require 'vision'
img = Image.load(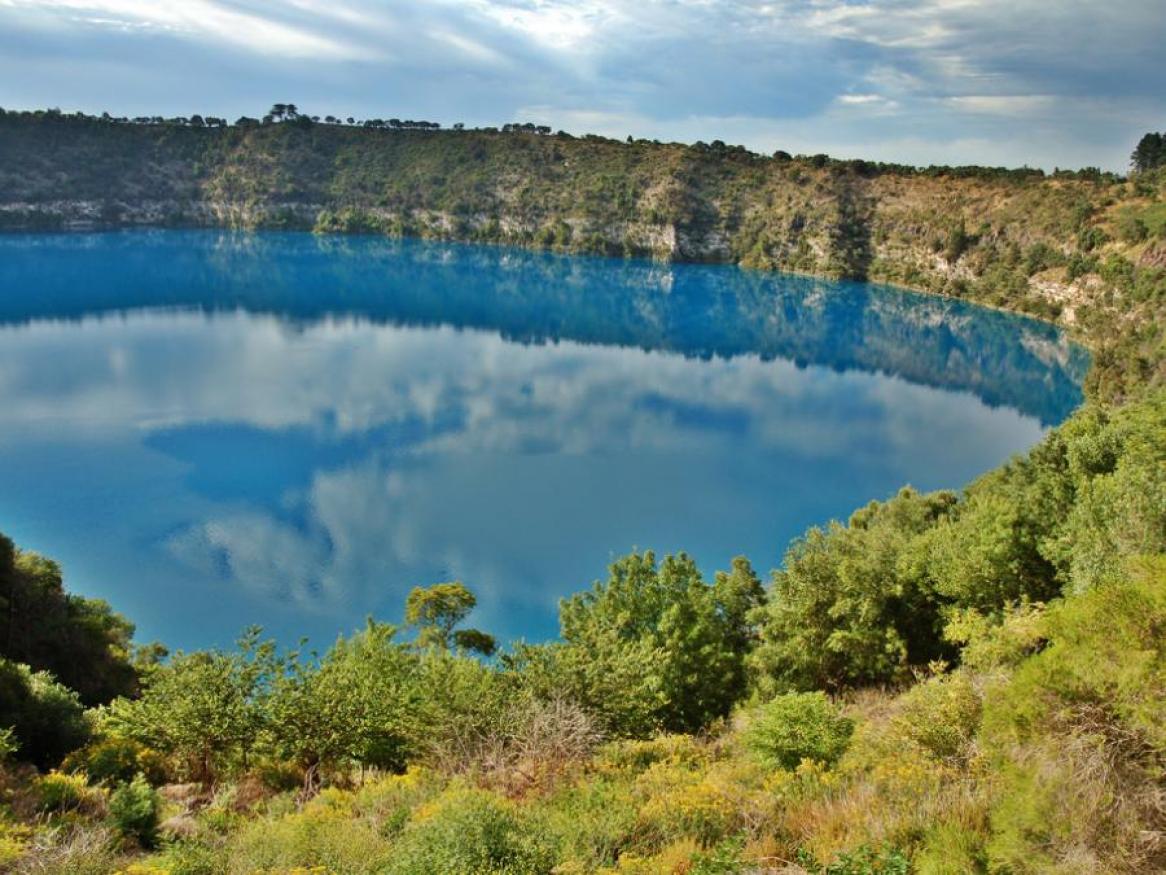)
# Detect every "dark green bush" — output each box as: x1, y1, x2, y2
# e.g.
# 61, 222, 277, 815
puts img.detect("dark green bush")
109, 773, 161, 847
